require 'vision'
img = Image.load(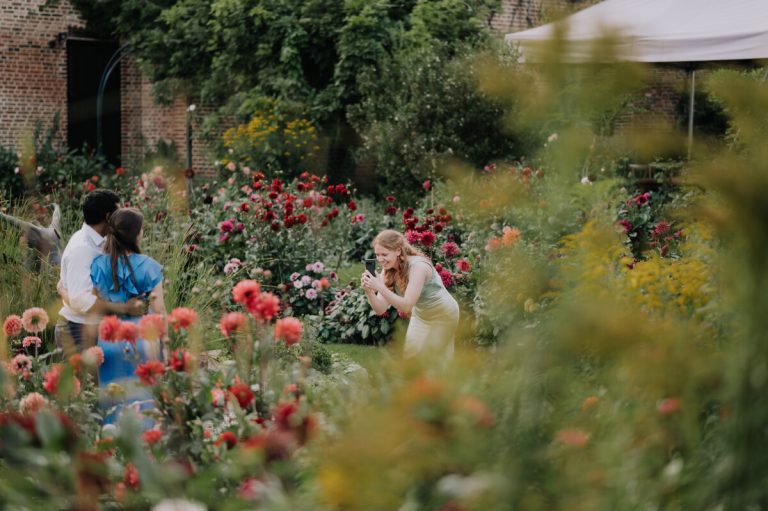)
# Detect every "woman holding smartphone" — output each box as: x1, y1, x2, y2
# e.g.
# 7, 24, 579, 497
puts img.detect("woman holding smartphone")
361, 229, 459, 359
